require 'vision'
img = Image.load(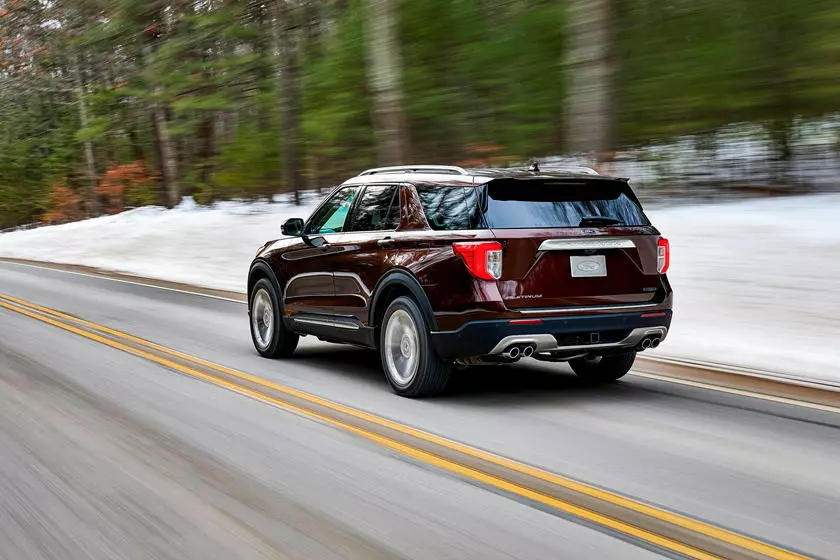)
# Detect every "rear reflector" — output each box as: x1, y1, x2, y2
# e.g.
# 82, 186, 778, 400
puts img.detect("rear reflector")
509, 319, 543, 325
453, 241, 503, 280
657, 237, 670, 274
641, 312, 667, 318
